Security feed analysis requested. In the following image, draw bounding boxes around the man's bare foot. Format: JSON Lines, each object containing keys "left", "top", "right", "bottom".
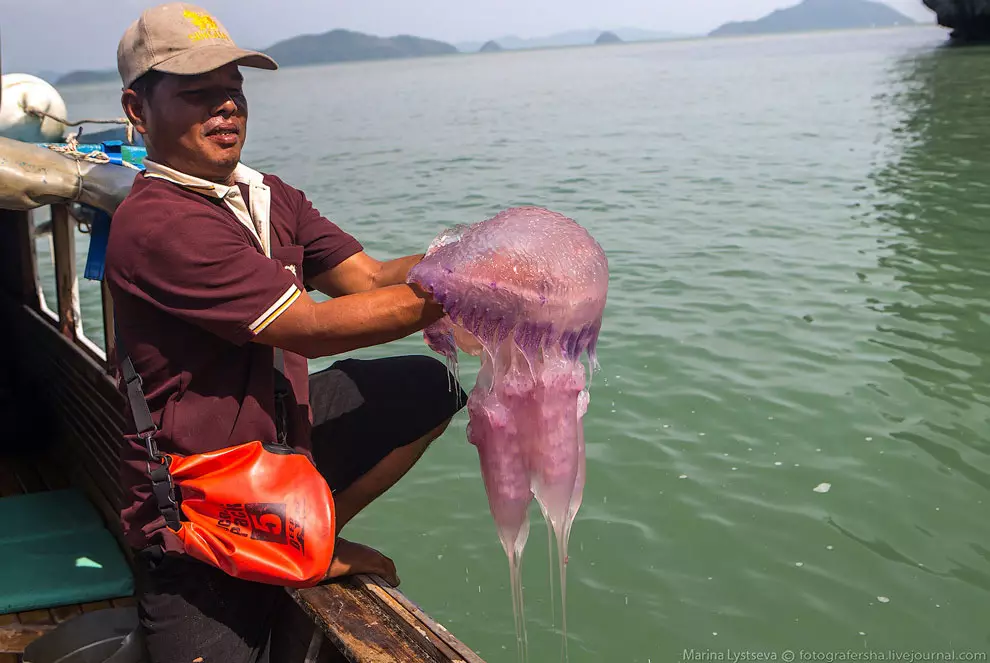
{"left": 325, "top": 537, "right": 400, "bottom": 587}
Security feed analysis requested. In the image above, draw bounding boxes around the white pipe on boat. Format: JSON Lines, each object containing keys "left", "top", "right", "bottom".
{"left": 0, "top": 74, "right": 67, "bottom": 142}
{"left": 0, "top": 137, "right": 136, "bottom": 214}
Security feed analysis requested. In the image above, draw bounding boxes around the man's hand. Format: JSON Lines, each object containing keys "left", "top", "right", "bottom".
{"left": 326, "top": 537, "right": 400, "bottom": 587}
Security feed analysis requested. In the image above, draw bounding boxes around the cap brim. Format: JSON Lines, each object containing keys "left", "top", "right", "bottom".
{"left": 152, "top": 43, "right": 278, "bottom": 77}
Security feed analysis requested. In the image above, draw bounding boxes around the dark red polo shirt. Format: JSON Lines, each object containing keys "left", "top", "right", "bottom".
{"left": 105, "top": 170, "right": 362, "bottom": 552}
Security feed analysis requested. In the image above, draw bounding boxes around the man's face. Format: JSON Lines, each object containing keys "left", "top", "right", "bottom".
{"left": 125, "top": 64, "right": 248, "bottom": 183}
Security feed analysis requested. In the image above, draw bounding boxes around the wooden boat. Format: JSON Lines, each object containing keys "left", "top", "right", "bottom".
{"left": 0, "top": 137, "right": 487, "bottom": 663}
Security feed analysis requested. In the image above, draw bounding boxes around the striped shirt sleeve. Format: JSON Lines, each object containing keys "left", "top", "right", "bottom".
{"left": 249, "top": 284, "right": 301, "bottom": 336}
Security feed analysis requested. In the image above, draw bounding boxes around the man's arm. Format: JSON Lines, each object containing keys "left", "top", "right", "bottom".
{"left": 253, "top": 281, "right": 443, "bottom": 359}
{"left": 307, "top": 251, "right": 426, "bottom": 297}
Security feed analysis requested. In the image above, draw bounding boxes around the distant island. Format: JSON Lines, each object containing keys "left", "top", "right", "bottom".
{"left": 262, "top": 29, "right": 457, "bottom": 67}
{"left": 53, "top": 29, "right": 461, "bottom": 85}
{"left": 595, "top": 31, "right": 624, "bottom": 45}
{"left": 33, "top": 71, "right": 62, "bottom": 85}
{"left": 479, "top": 40, "right": 504, "bottom": 53}
{"left": 457, "top": 28, "right": 682, "bottom": 52}
{"left": 56, "top": 70, "right": 119, "bottom": 86}
{"left": 53, "top": 25, "right": 688, "bottom": 84}
{"left": 924, "top": 0, "right": 990, "bottom": 41}
{"left": 709, "top": 0, "right": 915, "bottom": 37}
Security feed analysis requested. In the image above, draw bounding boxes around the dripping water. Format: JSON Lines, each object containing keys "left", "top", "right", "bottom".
{"left": 548, "top": 525, "right": 556, "bottom": 630}
{"left": 541, "top": 504, "right": 556, "bottom": 631}
{"left": 558, "top": 382, "right": 590, "bottom": 663}
{"left": 557, "top": 527, "right": 571, "bottom": 663}
{"left": 534, "top": 504, "right": 575, "bottom": 663}
{"left": 507, "top": 532, "right": 530, "bottom": 663}
{"left": 509, "top": 552, "right": 527, "bottom": 663}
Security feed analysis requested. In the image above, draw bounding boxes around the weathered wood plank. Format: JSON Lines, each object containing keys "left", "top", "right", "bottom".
{"left": 0, "top": 653, "right": 19, "bottom": 663}
{"left": 14, "top": 611, "right": 50, "bottom": 626}
{"left": 25, "top": 302, "right": 124, "bottom": 409}
{"left": 0, "top": 208, "right": 40, "bottom": 309}
{"left": 0, "top": 624, "right": 55, "bottom": 652}
{"left": 34, "top": 456, "right": 70, "bottom": 492}
{"left": 50, "top": 204, "right": 81, "bottom": 341}
{"left": 79, "top": 601, "right": 112, "bottom": 613}
{"left": 54, "top": 385, "right": 123, "bottom": 490}
{"left": 9, "top": 459, "right": 46, "bottom": 495}
{"left": 101, "top": 279, "right": 115, "bottom": 371}
{"left": 292, "top": 579, "right": 446, "bottom": 663}
{"left": 0, "top": 605, "right": 55, "bottom": 654}
{"left": 50, "top": 604, "right": 81, "bottom": 624}
{"left": 0, "top": 464, "right": 22, "bottom": 498}
{"left": 359, "top": 576, "right": 486, "bottom": 663}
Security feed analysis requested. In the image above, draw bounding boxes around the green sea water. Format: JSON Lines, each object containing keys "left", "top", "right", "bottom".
{"left": 45, "top": 25, "right": 990, "bottom": 662}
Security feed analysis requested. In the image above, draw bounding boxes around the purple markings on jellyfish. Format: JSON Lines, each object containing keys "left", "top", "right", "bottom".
{"left": 408, "top": 206, "right": 608, "bottom": 662}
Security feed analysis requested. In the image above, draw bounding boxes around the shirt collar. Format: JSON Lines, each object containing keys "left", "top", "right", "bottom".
{"left": 142, "top": 158, "right": 273, "bottom": 257}
{"left": 142, "top": 159, "right": 265, "bottom": 197}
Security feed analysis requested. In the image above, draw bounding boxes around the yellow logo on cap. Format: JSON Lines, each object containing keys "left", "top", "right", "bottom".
{"left": 184, "top": 10, "right": 230, "bottom": 42}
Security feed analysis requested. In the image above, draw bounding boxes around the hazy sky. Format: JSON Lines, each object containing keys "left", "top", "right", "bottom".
{"left": 1, "top": 0, "right": 934, "bottom": 74}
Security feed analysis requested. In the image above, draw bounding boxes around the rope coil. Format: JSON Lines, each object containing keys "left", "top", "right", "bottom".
{"left": 42, "top": 131, "right": 141, "bottom": 170}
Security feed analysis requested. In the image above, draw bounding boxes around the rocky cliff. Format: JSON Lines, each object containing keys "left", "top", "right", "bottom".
{"left": 924, "top": 0, "right": 990, "bottom": 40}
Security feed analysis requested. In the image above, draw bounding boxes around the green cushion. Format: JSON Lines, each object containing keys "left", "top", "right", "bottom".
{"left": 0, "top": 490, "right": 133, "bottom": 614}
{"left": 0, "top": 489, "right": 105, "bottom": 544}
{"left": 0, "top": 530, "right": 134, "bottom": 613}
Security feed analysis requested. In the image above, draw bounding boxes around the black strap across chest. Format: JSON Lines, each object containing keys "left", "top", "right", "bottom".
{"left": 116, "top": 325, "right": 290, "bottom": 531}
{"left": 116, "top": 328, "right": 290, "bottom": 456}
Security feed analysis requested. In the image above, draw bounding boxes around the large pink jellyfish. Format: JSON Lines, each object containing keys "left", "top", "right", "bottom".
{"left": 407, "top": 207, "right": 608, "bottom": 660}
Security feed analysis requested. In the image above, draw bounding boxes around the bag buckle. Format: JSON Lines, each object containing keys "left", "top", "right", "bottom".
{"left": 140, "top": 429, "right": 160, "bottom": 462}
{"left": 148, "top": 455, "right": 180, "bottom": 531}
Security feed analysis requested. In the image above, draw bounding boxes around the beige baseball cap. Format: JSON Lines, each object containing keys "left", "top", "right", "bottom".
{"left": 117, "top": 2, "right": 278, "bottom": 89}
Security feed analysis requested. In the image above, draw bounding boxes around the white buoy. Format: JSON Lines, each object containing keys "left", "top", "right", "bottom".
{"left": 0, "top": 73, "right": 67, "bottom": 142}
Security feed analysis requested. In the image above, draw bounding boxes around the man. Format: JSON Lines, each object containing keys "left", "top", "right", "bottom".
{"left": 105, "top": 4, "right": 466, "bottom": 661}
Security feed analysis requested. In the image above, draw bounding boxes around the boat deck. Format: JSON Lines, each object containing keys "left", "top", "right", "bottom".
{"left": 0, "top": 451, "right": 136, "bottom": 661}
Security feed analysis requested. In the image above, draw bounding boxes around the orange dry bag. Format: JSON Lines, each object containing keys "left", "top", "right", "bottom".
{"left": 119, "top": 340, "right": 335, "bottom": 588}
{"left": 156, "top": 441, "right": 335, "bottom": 587}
